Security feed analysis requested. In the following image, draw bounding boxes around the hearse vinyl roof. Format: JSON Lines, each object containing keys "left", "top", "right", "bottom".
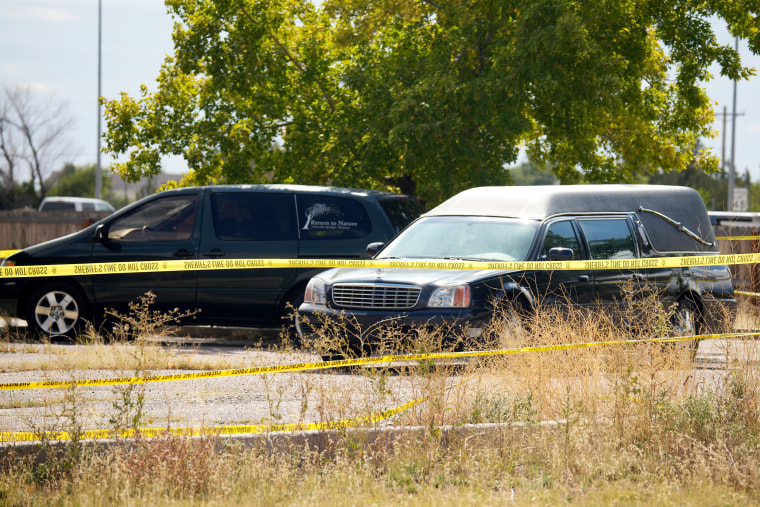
{"left": 428, "top": 185, "right": 717, "bottom": 253}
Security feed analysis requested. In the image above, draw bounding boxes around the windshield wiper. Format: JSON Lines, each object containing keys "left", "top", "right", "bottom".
{"left": 638, "top": 206, "right": 715, "bottom": 247}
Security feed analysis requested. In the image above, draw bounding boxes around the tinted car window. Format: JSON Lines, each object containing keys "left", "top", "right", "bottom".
{"left": 211, "top": 192, "right": 297, "bottom": 241}
{"left": 108, "top": 195, "right": 198, "bottom": 242}
{"left": 540, "top": 220, "right": 581, "bottom": 260}
{"left": 40, "top": 202, "right": 76, "bottom": 211}
{"left": 579, "top": 219, "right": 636, "bottom": 260}
{"left": 297, "top": 195, "right": 372, "bottom": 240}
{"left": 378, "top": 197, "right": 425, "bottom": 233}
{"left": 378, "top": 216, "right": 539, "bottom": 262}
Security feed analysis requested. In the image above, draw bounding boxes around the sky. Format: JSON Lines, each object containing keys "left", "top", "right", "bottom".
{"left": 2, "top": 0, "right": 760, "bottom": 181}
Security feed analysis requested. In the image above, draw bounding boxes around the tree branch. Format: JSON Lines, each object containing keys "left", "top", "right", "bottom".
{"left": 420, "top": 0, "right": 444, "bottom": 10}
{"left": 240, "top": 7, "right": 337, "bottom": 113}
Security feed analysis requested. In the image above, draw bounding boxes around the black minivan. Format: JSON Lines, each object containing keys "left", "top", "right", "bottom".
{"left": 296, "top": 185, "right": 736, "bottom": 357}
{"left": 0, "top": 185, "right": 423, "bottom": 337}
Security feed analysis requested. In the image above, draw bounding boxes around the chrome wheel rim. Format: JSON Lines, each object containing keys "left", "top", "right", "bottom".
{"left": 34, "top": 290, "right": 79, "bottom": 335}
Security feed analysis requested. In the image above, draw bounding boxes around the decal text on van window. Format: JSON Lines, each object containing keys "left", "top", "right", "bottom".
{"left": 303, "top": 204, "right": 358, "bottom": 231}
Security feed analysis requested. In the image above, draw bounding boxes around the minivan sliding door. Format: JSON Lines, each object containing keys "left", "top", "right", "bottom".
{"left": 196, "top": 191, "right": 300, "bottom": 326}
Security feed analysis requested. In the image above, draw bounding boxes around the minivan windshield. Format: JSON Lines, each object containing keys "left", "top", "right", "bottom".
{"left": 377, "top": 216, "right": 540, "bottom": 262}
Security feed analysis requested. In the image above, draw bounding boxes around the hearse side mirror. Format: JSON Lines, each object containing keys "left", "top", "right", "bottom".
{"left": 548, "top": 247, "right": 574, "bottom": 261}
{"left": 366, "top": 242, "right": 384, "bottom": 257}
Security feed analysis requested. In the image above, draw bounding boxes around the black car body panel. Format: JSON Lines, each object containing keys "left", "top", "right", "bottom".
{"left": 0, "top": 185, "right": 423, "bottom": 334}
{"left": 297, "top": 185, "right": 736, "bottom": 344}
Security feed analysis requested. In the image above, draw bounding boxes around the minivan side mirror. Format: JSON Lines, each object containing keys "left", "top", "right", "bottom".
{"left": 366, "top": 242, "right": 384, "bottom": 257}
{"left": 95, "top": 224, "right": 108, "bottom": 242}
{"left": 548, "top": 247, "right": 574, "bottom": 261}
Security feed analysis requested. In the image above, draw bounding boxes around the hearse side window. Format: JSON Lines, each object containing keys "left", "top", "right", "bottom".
{"left": 211, "top": 192, "right": 297, "bottom": 241}
{"left": 297, "top": 195, "right": 372, "bottom": 240}
{"left": 108, "top": 195, "right": 198, "bottom": 242}
{"left": 578, "top": 219, "right": 636, "bottom": 260}
{"left": 540, "top": 220, "right": 581, "bottom": 260}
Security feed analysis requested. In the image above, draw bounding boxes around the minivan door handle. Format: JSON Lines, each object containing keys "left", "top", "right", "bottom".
{"left": 173, "top": 248, "right": 195, "bottom": 258}
{"left": 578, "top": 275, "right": 590, "bottom": 283}
{"left": 202, "top": 249, "right": 225, "bottom": 258}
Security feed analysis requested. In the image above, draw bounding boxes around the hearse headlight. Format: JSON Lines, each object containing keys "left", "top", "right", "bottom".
{"left": 428, "top": 284, "right": 471, "bottom": 308}
{"left": 304, "top": 278, "right": 327, "bottom": 305}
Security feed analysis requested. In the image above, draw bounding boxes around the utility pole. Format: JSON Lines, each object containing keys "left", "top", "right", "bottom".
{"left": 95, "top": 0, "right": 102, "bottom": 199}
{"left": 716, "top": 106, "right": 745, "bottom": 209}
{"left": 716, "top": 37, "right": 747, "bottom": 211}
{"left": 729, "top": 36, "right": 738, "bottom": 211}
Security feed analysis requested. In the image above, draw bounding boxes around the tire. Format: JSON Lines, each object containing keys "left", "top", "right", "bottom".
{"left": 670, "top": 298, "right": 700, "bottom": 361}
{"left": 25, "top": 282, "right": 91, "bottom": 340}
{"left": 320, "top": 338, "right": 365, "bottom": 362}
{"left": 490, "top": 296, "right": 530, "bottom": 347}
{"left": 280, "top": 290, "right": 305, "bottom": 348}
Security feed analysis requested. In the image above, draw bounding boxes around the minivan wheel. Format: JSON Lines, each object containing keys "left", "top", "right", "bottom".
{"left": 281, "top": 291, "right": 305, "bottom": 347}
{"left": 670, "top": 298, "right": 700, "bottom": 361}
{"left": 26, "top": 283, "right": 90, "bottom": 340}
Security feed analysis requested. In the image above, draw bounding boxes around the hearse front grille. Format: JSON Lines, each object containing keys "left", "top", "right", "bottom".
{"left": 332, "top": 283, "right": 421, "bottom": 310}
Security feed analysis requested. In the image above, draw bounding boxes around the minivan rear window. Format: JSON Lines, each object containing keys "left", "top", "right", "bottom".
{"left": 296, "top": 195, "right": 372, "bottom": 240}
{"left": 211, "top": 192, "right": 297, "bottom": 241}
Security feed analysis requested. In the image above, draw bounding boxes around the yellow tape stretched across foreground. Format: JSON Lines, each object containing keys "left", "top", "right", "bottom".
{"left": 2, "top": 331, "right": 758, "bottom": 392}
{"left": 2, "top": 251, "right": 760, "bottom": 280}
{"left": 0, "top": 380, "right": 467, "bottom": 443}
{"left": 0, "top": 391, "right": 428, "bottom": 443}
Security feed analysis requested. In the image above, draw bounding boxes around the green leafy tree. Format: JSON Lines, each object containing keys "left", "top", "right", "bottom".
{"left": 508, "top": 161, "right": 559, "bottom": 186}
{"left": 102, "top": 0, "right": 759, "bottom": 205}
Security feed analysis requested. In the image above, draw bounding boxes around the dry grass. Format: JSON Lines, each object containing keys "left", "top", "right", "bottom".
{"left": 1, "top": 289, "right": 759, "bottom": 505}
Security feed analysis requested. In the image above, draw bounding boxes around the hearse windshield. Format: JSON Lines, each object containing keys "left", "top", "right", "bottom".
{"left": 377, "top": 216, "right": 540, "bottom": 262}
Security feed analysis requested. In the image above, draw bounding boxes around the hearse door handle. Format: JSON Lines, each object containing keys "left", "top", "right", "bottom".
{"left": 578, "top": 275, "right": 590, "bottom": 283}
{"left": 173, "top": 248, "right": 194, "bottom": 258}
{"left": 202, "top": 249, "right": 225, "bottom": 258}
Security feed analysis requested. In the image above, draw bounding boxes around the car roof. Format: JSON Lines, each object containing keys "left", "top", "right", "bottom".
{"left": 200, "top": 184, "right": 410, "bottom": 199}
{"left": 427, "top": 184, "right": 717, "bottom": 253}
{"left": 38, "top": 196, "right": 115, "bottom": 210}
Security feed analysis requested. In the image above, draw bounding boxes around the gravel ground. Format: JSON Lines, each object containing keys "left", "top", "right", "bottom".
{"left": 0, "top": 327, "right": 461, "bottom": 436}
{"left": 1, "top": 325, "right": 759, "bottom": 440}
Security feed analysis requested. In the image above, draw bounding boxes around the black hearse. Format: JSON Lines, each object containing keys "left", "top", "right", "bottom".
{"left": 296, "top": 185, "right": 736, "bottom": 356}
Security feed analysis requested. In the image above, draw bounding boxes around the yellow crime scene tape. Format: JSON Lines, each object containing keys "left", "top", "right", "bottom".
{"left": 3, "top": 331, "right": 759, "bottom": 392}
{"left": 0, "top": 393, "right": 424, "bottom": 442}
{"left": 1, "top": 232, "right": 759, "bottom": 276}
{"left": 2, "top": 251, "right": 760, "bottom": 279}
{"left": 715, "top": 236, "right": 760, "bottom": 241}
{"left": 735, "top": 290, "right": 760, "bottom": 298}
{"left": 0, "top": 233, "right": 756, "bottom": 266}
